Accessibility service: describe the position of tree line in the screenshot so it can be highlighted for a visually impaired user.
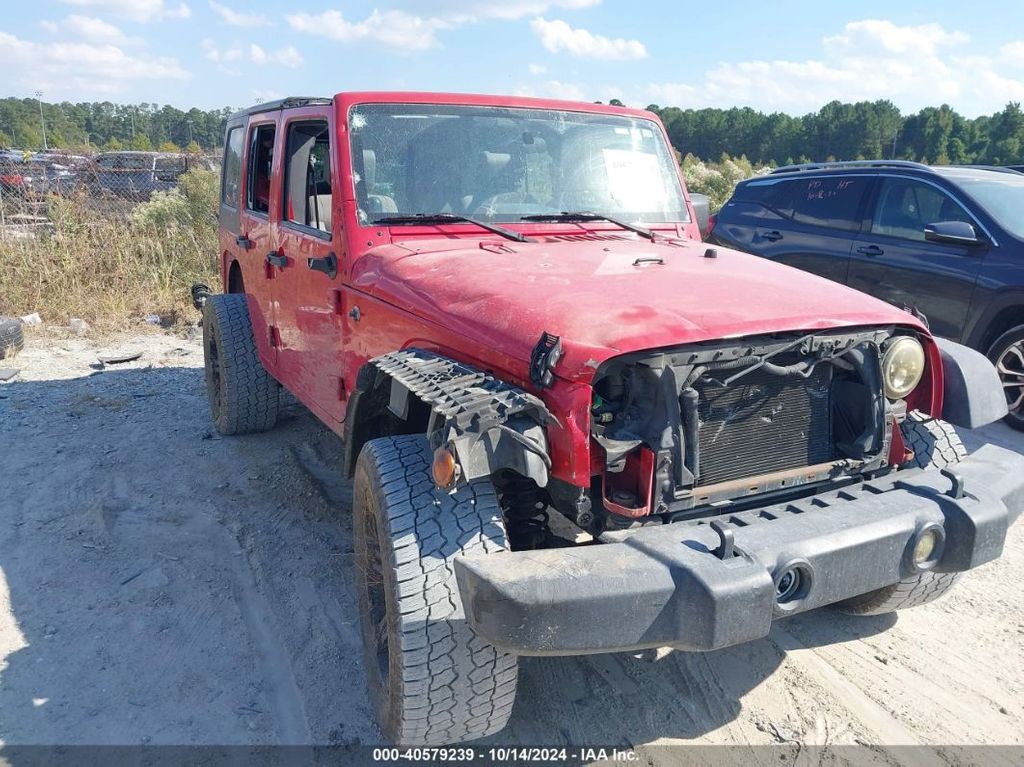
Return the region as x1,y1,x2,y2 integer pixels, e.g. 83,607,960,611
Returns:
0,97,232,153
3,95,1024,165
642,99,1024,166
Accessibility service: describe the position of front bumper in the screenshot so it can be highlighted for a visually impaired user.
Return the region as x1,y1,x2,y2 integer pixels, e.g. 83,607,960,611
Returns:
455,444,1024,656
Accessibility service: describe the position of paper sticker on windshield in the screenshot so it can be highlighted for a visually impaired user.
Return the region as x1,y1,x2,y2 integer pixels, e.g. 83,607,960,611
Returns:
602,149,666,211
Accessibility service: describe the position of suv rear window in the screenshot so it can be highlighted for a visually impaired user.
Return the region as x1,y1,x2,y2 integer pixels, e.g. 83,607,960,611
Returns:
221,127,243,207
790,176,869,231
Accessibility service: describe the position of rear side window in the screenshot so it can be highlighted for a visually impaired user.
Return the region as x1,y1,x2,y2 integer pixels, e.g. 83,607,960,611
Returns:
247,124,276,215
221,127,243,207
790,176,869,231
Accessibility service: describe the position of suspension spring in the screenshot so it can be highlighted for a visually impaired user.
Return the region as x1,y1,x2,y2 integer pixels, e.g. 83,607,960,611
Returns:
497,472,549,550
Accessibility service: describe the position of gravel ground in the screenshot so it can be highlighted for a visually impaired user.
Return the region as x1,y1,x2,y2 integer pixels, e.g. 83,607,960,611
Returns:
1,330,1022,758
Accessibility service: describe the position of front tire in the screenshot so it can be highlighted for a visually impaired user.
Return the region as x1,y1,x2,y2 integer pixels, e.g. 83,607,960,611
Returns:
201,294,279,435
987,324,1024,431
835,413,965,616
353,435,518,745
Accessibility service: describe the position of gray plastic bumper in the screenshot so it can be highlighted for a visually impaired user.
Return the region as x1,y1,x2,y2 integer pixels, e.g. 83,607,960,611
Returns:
455,444,1024,656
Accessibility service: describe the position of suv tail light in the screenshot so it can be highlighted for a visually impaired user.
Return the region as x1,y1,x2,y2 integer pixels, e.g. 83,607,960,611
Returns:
706,214,717,238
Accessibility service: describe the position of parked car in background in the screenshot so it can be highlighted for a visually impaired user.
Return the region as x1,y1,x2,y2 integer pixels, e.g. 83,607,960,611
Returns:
0,151,88,199
709,160,1024,429
92,151,214,200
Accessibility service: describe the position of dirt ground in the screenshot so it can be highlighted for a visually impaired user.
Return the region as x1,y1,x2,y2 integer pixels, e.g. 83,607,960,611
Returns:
1,329,1022,758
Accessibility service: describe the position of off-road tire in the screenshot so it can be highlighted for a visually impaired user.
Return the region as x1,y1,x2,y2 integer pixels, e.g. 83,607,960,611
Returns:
201,294,279,435
835,412,965,616
0,317,24,360
353,435,518,745
987,324,1024,431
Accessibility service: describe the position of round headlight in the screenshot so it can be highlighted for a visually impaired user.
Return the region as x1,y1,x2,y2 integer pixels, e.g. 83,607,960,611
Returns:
882,337,925,399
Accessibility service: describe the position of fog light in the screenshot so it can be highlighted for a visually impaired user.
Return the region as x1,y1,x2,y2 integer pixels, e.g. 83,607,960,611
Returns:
913,528,940,567
432,447,458,489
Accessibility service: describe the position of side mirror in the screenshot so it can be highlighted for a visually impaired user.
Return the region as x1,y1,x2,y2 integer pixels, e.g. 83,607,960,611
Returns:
924,221,984,247
690,193,711,239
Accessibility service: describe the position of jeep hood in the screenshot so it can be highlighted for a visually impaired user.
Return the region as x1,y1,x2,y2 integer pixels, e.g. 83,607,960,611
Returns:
351,236,925,383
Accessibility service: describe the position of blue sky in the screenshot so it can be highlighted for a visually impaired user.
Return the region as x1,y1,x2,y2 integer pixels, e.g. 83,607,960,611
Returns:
2,1,1023,116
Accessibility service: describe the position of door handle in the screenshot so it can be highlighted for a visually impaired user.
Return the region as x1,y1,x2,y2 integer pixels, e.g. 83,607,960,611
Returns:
856,245,885,257
266,252,288,269
760,230,783,242
235,235,254,250
307,252,338,279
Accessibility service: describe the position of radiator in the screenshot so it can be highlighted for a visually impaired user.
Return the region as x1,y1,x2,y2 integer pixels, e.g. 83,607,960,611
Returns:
693,360,834,486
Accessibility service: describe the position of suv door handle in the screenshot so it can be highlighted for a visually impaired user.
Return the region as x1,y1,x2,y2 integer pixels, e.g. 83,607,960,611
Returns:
307,253,338,279
266,252,288,269
235,235,254,250
760,230,783,242
856,245,885,257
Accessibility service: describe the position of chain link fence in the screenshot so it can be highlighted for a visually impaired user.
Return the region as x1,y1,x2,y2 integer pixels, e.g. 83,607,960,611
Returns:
1,148,221,328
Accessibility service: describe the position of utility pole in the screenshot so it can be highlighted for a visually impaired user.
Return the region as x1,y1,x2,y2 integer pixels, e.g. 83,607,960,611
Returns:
35,90,48,150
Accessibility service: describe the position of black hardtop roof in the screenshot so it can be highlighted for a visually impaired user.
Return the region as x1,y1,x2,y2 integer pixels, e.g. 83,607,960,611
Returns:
229,97,332,121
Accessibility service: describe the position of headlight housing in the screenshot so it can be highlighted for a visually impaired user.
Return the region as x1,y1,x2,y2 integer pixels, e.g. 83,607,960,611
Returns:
882,336,926,399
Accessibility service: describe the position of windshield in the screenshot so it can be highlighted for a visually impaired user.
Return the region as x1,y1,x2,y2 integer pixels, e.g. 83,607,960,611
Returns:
348,103,688,225
938,168,1024,239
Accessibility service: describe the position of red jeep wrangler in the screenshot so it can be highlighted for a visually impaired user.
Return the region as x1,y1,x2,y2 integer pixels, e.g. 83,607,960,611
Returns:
203,92,1021,745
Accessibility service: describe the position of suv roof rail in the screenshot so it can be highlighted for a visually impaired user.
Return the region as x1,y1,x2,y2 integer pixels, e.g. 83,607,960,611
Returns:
231,96,332,120
770,160,931,175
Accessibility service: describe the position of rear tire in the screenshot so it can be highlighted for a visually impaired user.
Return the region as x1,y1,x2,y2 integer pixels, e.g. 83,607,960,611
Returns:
835,413,964,616
0,317,24,360
987,324,1024,431
201,294,279,435
353,435,518,745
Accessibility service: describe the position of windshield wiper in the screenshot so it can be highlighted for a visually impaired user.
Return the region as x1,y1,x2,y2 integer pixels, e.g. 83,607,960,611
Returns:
519,212,655,240
372,213,529,243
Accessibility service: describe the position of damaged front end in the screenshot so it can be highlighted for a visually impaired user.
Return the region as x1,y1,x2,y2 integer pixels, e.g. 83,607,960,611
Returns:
587,327,911,525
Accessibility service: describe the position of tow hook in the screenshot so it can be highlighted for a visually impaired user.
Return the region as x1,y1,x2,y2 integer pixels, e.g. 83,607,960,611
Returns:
709,519,735,560
940,468,966,499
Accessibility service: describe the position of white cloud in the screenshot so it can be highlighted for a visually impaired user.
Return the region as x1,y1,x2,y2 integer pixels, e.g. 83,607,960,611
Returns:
1001,41,1024,67
248,43,303,68
0,31,189,97
64,15,138,44
201,38,242,63
59,0,191,23
287,1,603,52
209,1,270,28
394,0,600,22
643,19,1024,117
201,40,301,71
286,9,449,52
530,17,647,60
528,63,547,75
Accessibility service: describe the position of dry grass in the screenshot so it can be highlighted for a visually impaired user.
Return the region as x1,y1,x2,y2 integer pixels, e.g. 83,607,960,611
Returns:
0,170,219,331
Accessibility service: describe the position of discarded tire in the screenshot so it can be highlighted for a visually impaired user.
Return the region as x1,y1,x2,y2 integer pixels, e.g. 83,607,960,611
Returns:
0,317,24,360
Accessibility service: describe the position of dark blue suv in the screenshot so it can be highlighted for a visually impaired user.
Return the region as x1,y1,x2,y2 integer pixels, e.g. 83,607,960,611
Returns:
710,160,1024,428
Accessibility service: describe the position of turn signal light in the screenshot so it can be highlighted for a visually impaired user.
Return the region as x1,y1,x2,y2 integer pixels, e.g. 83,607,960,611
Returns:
432,447,458,489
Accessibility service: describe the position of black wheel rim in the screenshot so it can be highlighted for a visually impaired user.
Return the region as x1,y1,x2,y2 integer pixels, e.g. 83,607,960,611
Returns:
363,514,391,687
996,341,1024,415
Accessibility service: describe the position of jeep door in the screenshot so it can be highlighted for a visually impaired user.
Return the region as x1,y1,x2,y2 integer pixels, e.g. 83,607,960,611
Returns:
272,112,346,425
847,176,984,342
235,115,282,369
